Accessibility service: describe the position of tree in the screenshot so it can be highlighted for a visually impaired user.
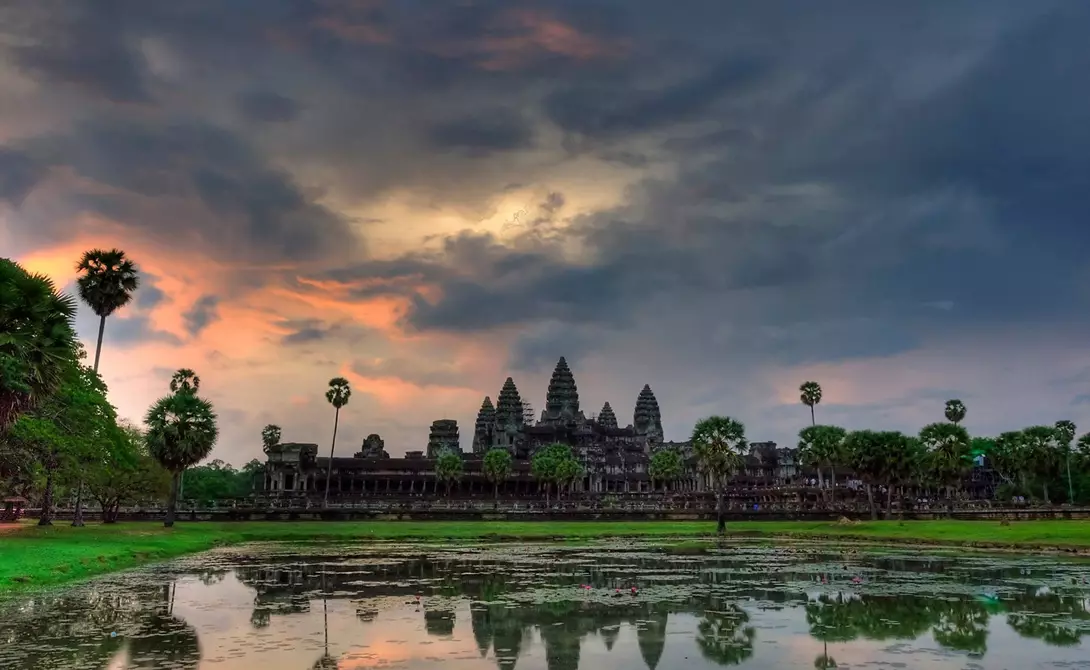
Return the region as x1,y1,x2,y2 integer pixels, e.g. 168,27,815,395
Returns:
919,422,972,505
261,424,282,453
322,377,351,507
435,449,463,495
8,354,117,525
170,369,201,395
992,431,1030,493
86,421,171,523
483,448,512,499
1022,425,1062,504
797,425,847,499
75,249,140,374
648,448,683,492
0,258,79,430
531,443,572,504
691,416,747,534
555,457,583,497
72,249,141,527
944,399,967,425
145,380,219,527
1055,420,1077,503
799,382,822,426
843,430,889,520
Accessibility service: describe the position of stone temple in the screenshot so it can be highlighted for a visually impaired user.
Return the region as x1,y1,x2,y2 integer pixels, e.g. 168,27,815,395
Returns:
262,357,797,497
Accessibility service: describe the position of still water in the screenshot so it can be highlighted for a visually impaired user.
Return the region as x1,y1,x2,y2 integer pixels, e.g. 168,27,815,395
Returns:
2,540,1090,669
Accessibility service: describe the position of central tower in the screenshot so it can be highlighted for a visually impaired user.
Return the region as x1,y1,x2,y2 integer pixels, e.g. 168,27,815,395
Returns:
539,357,582,425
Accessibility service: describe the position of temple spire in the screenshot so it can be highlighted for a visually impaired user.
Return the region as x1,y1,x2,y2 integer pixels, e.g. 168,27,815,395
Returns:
634,384,663,442
541,356,580,424
472,397,496,454
597,402,618,429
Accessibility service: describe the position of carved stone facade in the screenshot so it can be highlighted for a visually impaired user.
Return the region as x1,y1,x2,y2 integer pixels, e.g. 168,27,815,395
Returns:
355,434,388,459
426,419,460,458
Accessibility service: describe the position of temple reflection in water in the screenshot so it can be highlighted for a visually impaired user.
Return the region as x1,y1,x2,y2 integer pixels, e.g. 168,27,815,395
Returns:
2,542,1089,669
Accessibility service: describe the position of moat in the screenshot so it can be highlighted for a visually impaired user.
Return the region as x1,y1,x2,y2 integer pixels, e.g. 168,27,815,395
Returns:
2,541,1089,669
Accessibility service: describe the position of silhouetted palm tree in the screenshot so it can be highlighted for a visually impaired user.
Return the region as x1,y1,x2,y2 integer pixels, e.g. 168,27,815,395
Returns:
323,377,351,507
75,248,139,373
800,381,822,426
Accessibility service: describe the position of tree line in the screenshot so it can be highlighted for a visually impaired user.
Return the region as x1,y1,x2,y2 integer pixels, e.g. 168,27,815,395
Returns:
686,381,1090,533
1,252,228,526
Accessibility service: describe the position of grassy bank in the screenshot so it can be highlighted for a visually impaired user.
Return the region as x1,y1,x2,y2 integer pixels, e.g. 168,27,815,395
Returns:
4,519,1090,594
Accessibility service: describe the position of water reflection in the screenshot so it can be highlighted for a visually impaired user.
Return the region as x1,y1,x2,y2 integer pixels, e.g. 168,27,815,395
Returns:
1,541,1089,669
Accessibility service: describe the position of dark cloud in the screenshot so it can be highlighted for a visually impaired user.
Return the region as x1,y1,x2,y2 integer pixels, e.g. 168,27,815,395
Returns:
427,110,535,154
134,274,167,310
0,147,46,206
4,0,151,103
182,295,220,337
18,117,358,262
280,319,335,345
237,91,303,124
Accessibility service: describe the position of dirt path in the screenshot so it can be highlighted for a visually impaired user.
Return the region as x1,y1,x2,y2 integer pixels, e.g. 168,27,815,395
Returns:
0,523,24,534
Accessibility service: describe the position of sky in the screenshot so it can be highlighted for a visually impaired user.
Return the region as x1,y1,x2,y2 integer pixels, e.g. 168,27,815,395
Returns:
3,0,1090,466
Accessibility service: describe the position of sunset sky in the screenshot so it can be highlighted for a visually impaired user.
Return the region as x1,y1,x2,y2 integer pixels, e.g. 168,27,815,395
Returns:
3,0,1089,466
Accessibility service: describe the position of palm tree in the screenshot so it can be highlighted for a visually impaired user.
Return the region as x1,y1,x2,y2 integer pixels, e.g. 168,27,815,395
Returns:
919,422,972,507
145,388,219,527
691,416,747,534
798,425,847,503
170,368,201,394
944,399,967,425
75,249,140,374
261,424,282,455
0,258,78,430
1055,420,1077,503
799,381,822,426
322,377,351,507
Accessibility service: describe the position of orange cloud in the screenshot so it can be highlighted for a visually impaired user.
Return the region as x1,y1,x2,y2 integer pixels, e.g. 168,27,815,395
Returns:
341,364,480,410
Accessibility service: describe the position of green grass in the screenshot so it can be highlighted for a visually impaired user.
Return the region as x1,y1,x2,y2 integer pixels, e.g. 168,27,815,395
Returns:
3,519,1090,594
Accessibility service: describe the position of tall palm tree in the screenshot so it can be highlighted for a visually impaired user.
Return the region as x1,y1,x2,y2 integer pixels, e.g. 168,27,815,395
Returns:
75,249,139,373
944,399,967,425
1055,420,1077,503
691,416,747,534
323,377,351,507
145,386,219,527
169,368,201,395
799,381,822,426
0,258,78,430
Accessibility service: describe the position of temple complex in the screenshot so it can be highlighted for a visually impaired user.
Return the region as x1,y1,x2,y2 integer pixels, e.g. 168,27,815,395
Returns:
261,356,810,499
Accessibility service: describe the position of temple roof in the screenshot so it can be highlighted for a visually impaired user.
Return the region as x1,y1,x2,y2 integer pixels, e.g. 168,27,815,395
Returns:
495,377,524,426
544,356,579,419
597,402,618,429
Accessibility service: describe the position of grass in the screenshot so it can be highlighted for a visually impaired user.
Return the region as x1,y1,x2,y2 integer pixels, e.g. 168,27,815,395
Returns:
4,519,1090,594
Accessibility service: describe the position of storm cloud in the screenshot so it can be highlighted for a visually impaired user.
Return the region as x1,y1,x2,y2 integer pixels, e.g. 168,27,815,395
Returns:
3,0,1088,463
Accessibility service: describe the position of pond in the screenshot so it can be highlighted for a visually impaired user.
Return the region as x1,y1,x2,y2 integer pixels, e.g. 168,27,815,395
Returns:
1,540,1089,669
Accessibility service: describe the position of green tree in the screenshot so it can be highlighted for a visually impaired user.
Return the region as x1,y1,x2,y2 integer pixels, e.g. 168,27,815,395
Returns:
691,416,747,534
145,376,219,527
86,421,171,522
992,431,1030,494
1022,425,1062,504
322,377,351,507
0,258,79,430
75,248,140,374
944,399,967,425
648,448,683,492
797,425,847,498
435,449,463,495
1055,420,1077,503
844,430,889,520
799,381,822,426
8,355,116,525
180,460,255,503
919,422,972,503
261,424,282,453
555,457,583,497
531,443,572,504
483,448,513,498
